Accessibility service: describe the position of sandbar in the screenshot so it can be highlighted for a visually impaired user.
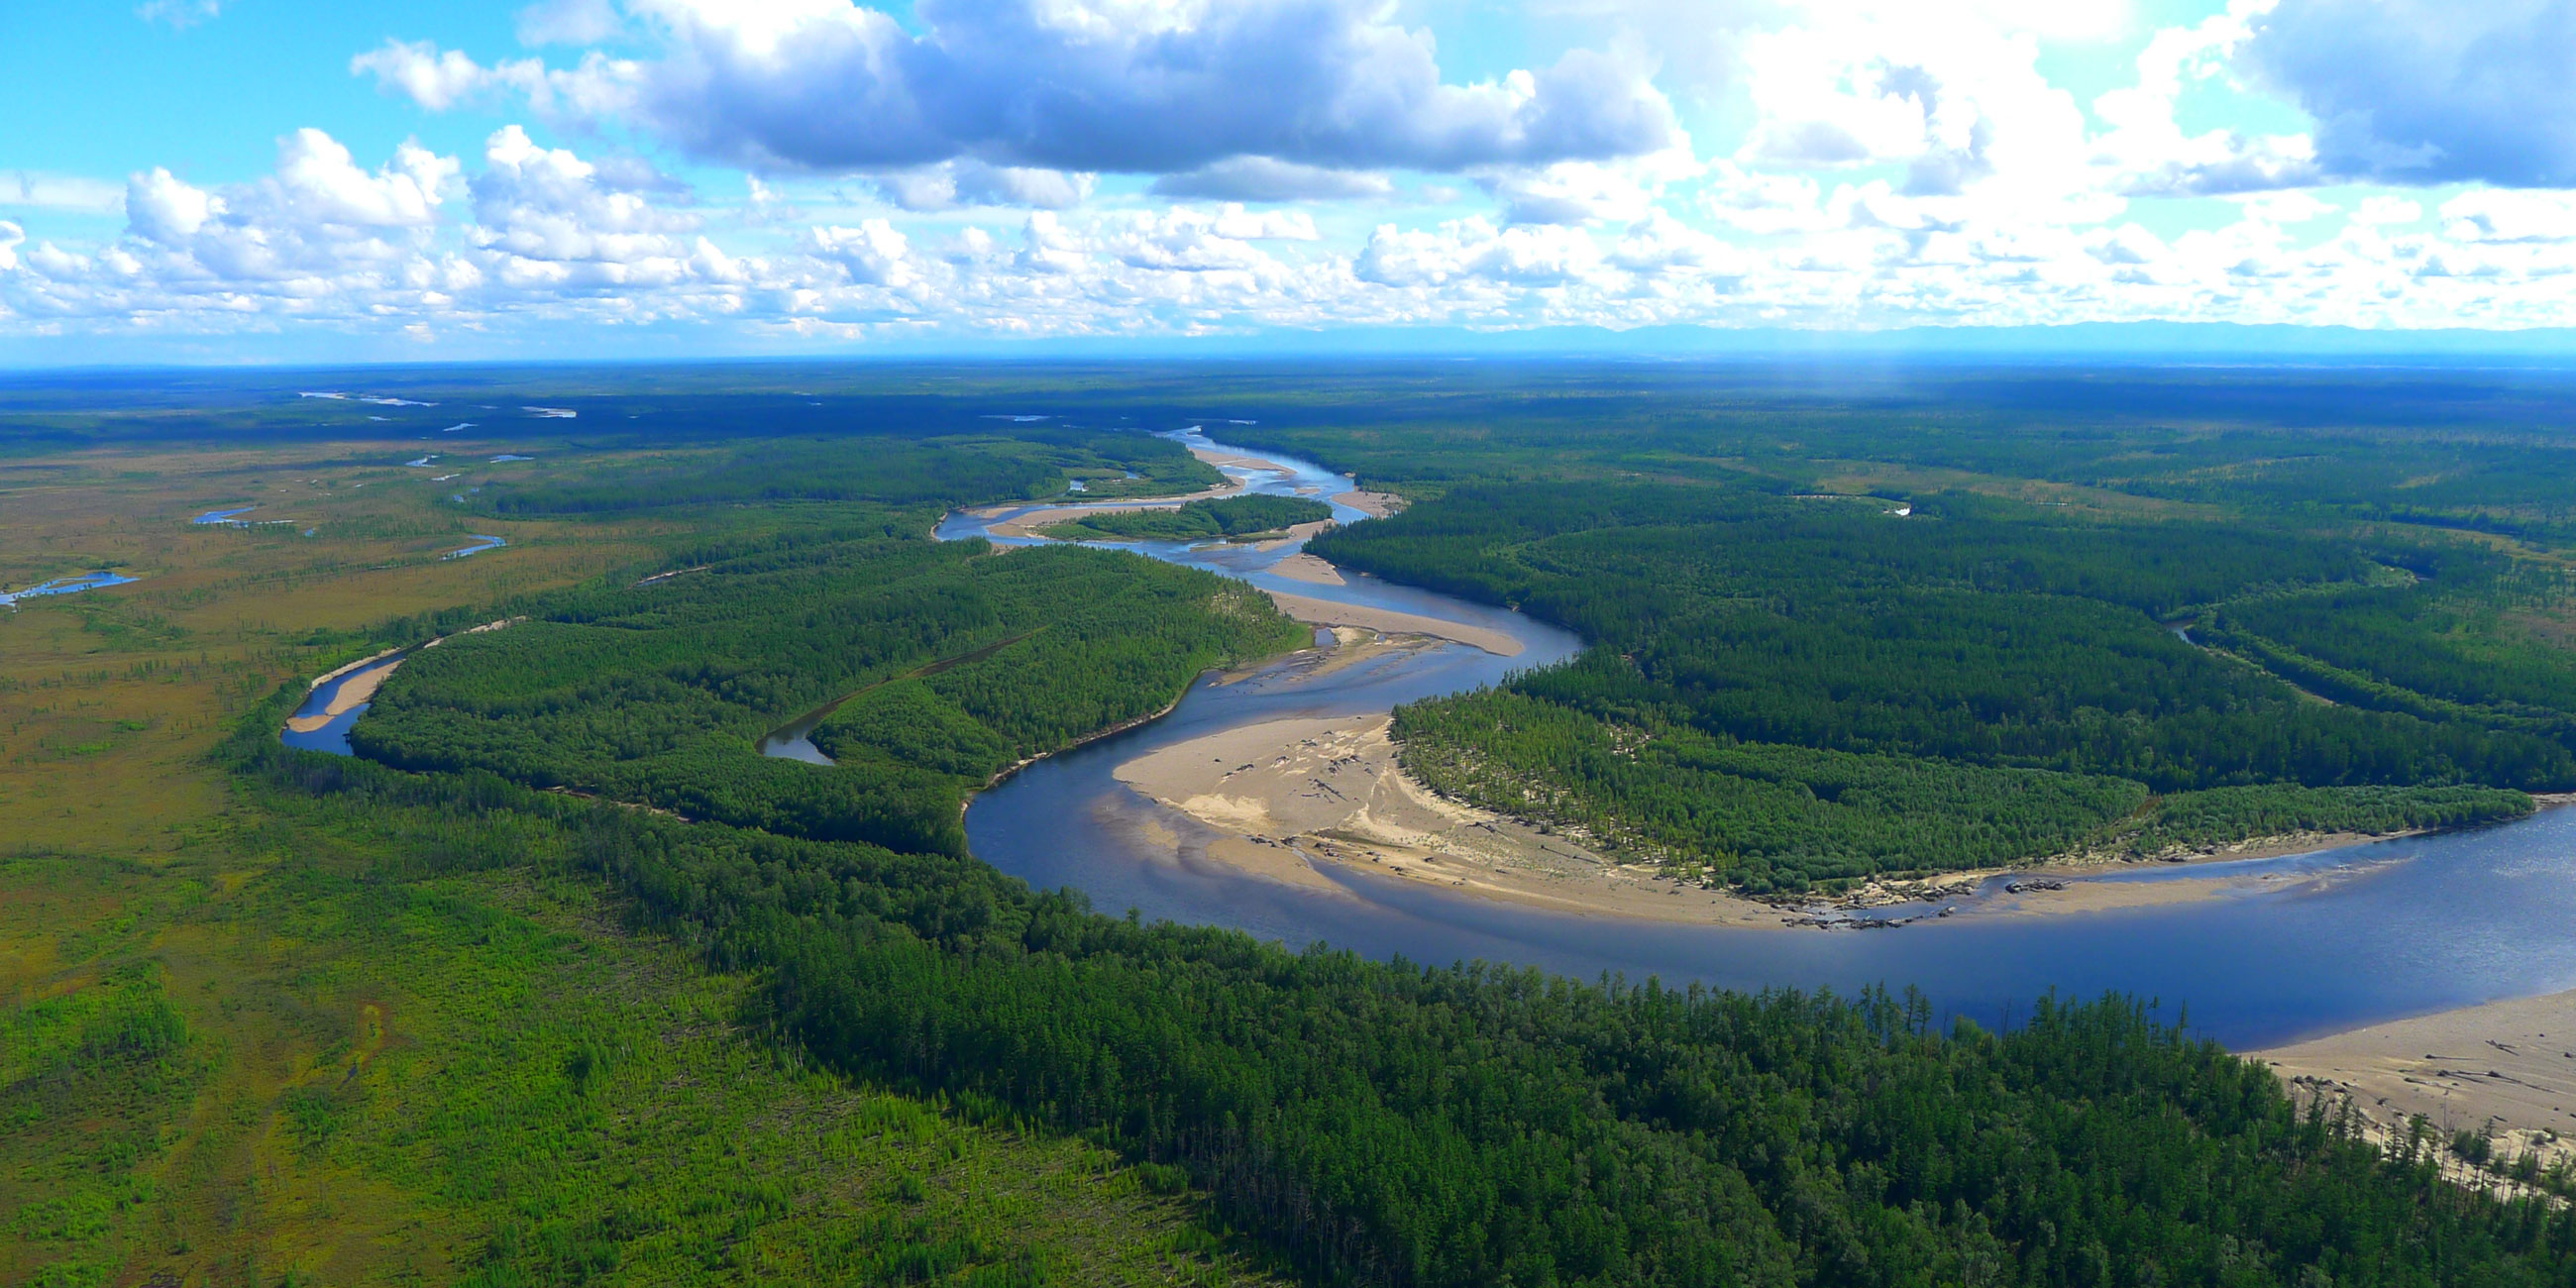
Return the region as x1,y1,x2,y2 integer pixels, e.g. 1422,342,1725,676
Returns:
1267,553,1346,586
286,660,400,733
1333,489,1405,518
2256,988,2576,1183
1261,590,1522,658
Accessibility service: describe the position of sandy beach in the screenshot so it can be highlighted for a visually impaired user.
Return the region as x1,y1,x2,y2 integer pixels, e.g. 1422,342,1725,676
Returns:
2256,988,2576,1181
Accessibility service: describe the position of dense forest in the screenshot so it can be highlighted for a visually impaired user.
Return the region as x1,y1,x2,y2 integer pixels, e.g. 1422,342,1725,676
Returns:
356,532,1301,855
242,696,2576,1287
1305,482,2557,891
1042,493,1334,542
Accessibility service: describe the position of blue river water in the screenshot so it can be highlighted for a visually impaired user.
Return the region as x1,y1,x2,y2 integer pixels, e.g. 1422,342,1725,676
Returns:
0,571,141,607
940,430,2576,1049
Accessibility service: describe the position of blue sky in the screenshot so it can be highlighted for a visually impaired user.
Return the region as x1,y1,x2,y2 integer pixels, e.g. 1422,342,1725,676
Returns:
3,0,2573,363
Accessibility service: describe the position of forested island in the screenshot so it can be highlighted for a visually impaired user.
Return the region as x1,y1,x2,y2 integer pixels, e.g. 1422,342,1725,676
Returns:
8,363,2576,1283
1040,493,1335,543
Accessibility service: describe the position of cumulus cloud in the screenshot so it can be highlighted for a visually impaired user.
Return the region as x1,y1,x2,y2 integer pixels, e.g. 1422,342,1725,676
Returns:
1149,158,1394,203
470,126,699,288
366,0,1675,177
0,221,22,273
354,38,639,120
2244,0,2576,186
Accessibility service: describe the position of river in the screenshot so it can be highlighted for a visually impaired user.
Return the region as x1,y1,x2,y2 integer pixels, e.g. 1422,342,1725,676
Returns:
938,429,2576,1048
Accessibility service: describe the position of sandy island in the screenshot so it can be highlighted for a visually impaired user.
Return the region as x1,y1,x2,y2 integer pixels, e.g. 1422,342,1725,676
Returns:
1261,590,1522,657
2256,989,2576,1183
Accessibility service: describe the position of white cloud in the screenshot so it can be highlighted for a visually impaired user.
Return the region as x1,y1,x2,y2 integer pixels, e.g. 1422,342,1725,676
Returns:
517,0,625,46
0,172,127,215
874,161,1094,212
137,0,220,30
0,221,22,273
2245,0,2576,187
1356,218,1605,287
470,126,698,287
354,40,537,112
354,38,641,122
805,220,916,286
370,0,1675,176
2439,191,2576,245
1149,159,1394,203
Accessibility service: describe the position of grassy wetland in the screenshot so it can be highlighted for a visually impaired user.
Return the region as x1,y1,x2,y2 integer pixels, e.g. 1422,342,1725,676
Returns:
9,363,2576,1286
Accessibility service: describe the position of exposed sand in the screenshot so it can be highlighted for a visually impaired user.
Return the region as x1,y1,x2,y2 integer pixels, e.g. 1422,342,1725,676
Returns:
2256,988,2576,1181
306,647,402,692
1115,712,1780,925
1334,489,1405,518
1268,553,1346,586
1261,590,1522,658
973,446,1304,539
285,659,400,733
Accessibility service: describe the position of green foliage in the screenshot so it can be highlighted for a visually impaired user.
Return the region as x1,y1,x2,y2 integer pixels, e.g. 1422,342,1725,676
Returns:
1043,495,1334,543
1394,689,2148,889
472,425,1219,516
352,535,1303,853
0,963,200,1285
2118,784,2533,855
1306,481,2576,879
234,721,2576,1288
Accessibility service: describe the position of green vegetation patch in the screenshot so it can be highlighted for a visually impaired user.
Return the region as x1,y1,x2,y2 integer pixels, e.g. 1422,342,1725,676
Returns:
355,538,1302,855
1313,480,2575,884
1041,494,1333,543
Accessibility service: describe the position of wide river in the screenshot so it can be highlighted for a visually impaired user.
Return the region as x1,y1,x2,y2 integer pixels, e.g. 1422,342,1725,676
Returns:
939,430,2576,1048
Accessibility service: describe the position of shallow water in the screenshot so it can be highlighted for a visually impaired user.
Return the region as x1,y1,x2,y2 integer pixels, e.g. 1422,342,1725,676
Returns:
0,571,140,606
942,430,2576,1048
443,534,506,559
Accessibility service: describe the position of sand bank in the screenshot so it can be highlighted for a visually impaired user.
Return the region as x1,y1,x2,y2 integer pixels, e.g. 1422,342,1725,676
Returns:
1115,712,1783,925
1267,553,1346,586
1260,590,1523,657
286,660,400,733
1333,490,1405,518
973,446,1303,539
2256,988,2576,1181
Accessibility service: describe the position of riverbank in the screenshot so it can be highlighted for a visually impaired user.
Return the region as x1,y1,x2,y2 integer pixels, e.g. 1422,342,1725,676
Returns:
1109,672,2513,929
969,444,1304,539
2255,988,2576,1182
1113,710,1786,926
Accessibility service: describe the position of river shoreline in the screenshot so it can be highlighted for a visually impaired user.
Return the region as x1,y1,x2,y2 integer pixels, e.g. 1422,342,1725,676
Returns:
2255,987,2576,1183
1107,642,2558,931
